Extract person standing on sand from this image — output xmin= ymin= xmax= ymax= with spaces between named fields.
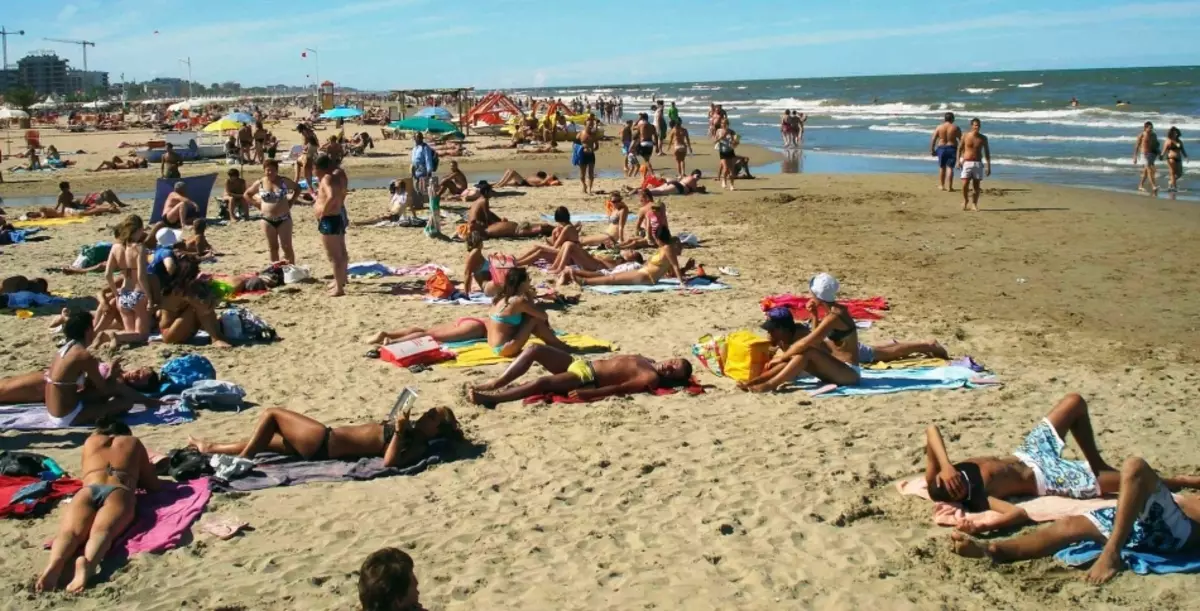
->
xmin=635 ymin=113 xmax=658 ymax=174
xmin=160 ymin=142 xmax=182 ymax=179
xmin=667 ymin=101 xmax=680 ymax=130
xmin=314 ymin=154 xmax=349 ymax=297
xmin=667 ymin=120 xmax=693 ymax=176
xmin=956 ymin=118 xmax=991 ymax=211
xmin=930 ymin=112 xmax=962 ymax=192
xmin=1134 ymin=121 xmax=1160 ymax=194
xmin=653 ymin=101 xmax=667 ymax=155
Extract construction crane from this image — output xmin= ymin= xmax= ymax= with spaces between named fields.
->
xmin=0 ymin=27 xmax=25 ymax=70
xmin=43 ymin=37 xmax=96 ymax=72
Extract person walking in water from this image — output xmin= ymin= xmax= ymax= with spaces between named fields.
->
xmin=1135 ymin=121 xmax=1161 ymax=194
xmin=930 ymin=112 xmax=962 ymax=192
xmin=956 ymin=118 xmax=991 ymax=211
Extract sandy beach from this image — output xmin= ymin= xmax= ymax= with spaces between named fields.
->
xmin=2 ymin=128 xmax=1200 ymax=611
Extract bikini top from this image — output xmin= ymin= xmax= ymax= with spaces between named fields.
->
xmin=647 ymin=249 xmax=667 ymax=268
xmin=45 ymin=341 xmax=86 ymax=390
xmin=490 ymin=312 xmax=524 ymax=326
xmin=260 ymin=183 xmax=288 ymax=203
xmin=824 ymin=308 xmax=857 ymax=344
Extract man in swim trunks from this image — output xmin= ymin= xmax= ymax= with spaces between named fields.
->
xmin=956 ymin=118 xmax=991 ymax=211
xmin=314 ymin=153 xmax=350 ymax=297
xmin=635 ymin=113 xmax=658 ymax=174
xmin=54 ymin=182 xmax=126 ymax=216
xmin=160 ymin=142 xmax=182 ymax=179
xmin=930 ymin=112 xmax=962 ymax=192
xmin=467 ymin=345 xmax=692 ymax=409
xmin=436 ymin=160 xmax=469 ymax=197
xmin=653 ymin=101 xmax=667 ymax=155
xmin=223 ymin=168 xmax=249 ymax=221
xmin=1134 ymin=121 xmax=1160 ymax=194
xmin=158 ymin=182 xmax=197 ymax=233
xmin=950 ymin=456 xmax=1200 ymax=585
xmin=926 ymin=393 xmax=1200 ymax=535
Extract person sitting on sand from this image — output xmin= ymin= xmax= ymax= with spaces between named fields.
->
xmin=0 ymin=339 xmax=161 ymax=406
xmin=614 ymin=191 xmax=669 ymax=250
xmin=156 ymin=182 xmax=198 ymax=232
xmin=468 ymin=345 xmax=693 ymax=409
xmin=594 ymin=192 xmax=630 ymax=246
xmin=558 ymin=226 xmax=689 ymax=288
xmin=89 ymin=155 xmax=149 ymax=172
xmin=36 ymin=417 xmax=162 ymax=594
xmin=760 ymin=306 xmax=948 ymax=366
xmin=926 ymin=392 xmax=1200 ymax=535
xmin=466 ymin=182 xmax=555 ymax=239
xmin=436 ymin=160 xmax=469 ymax=197
xmin=142 ymin=251 xmax=232 ymax=348
xmin=494 ymin=169 xmax=562 ymax=188
xmin=364 ymin=268 xmax=574 ymax=357
xmin=24 ymin=182 xmax=125 ymax=219
xmin=949 ymin=456 xmax=1200 ymax=585
xmin=644 ymin=170 xmax=707 ymax=196
xmin=359 ymin=548 xmax=423 ymax=611
xmin=222 ymin=168 xmax=249 ymax=221
xmin=188 ymin=405 xmax=463 ymax=468
xmin=521 ymin=241 xmax=645 ymax=274
xmin=461 ymin=231 xmax=497 ymax=297
xmin=182 ymin=219 xmax=218 ymax=258
xmin=1 ymin=274 xmax=48 ymax=294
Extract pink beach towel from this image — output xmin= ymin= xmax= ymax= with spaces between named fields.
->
xmin=896 ymin=476 xmax=1117 ymax=528
xmin=46 ymin=477 xmax=211 ymax=557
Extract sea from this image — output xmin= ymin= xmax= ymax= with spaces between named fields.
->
xmin=515 ymin=66 xmax=1200 ymax=197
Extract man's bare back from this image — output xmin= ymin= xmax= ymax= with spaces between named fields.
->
xmin=934 ymin=122 xmax=962 ymax=147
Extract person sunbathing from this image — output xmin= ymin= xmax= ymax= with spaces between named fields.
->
xmin=558 ymin=226 xmax=688 ymax=288
xmin=362 ymin=267 xmax=573 ymax=357
xmin=737 ymin=273 xmax=863 ymax=392
xmin=760 ymin=307 xmax=948 ymax=365
xmin=494 ymin=169 xmax=561 ymax=188
xmin=926 ymin=392 xmax=1200 ymax=535
xmin=950 ymin=456 xmax=1200 ymax=584
xmin=1 ymin=274 xmax=48 ymax=294
xmin=466 ymin=182 xmax=554 ymax=239
xmin=436 ymin=160 xmax=469 ymax=197
xmin=188 ymin=404 xmax=464 ymax=470
xmin=461 ymin=231 xmax=497 ymax=297
xmin=181 ymin=219 xmax=218 ymax=258
xmin=36 ymin=417 xmax=162 ymax=594
xmin=432 ymin=142 xmax=469 ymax=157
xmin=467 ymin=345 xmax=693 ymax=409
xmin=615 ymin=192 xmax=669 ymax=250
xmin=144 ymin=253 xmax=232 ymax=348
xmin=24 ymin=182 xmax=125 ymax=219
xmin=585 ymin=192 xmax=631 ymax=247
xmin=0 ymin=345 xmax=160 ymax=406
xmin=644 ymin=170 xmax=707 ymax=196
xmin=512 ymin=207 xmax=581 ymax=264
xmin=88 ymin=156 xmax=149 ymax=172
xmin=536 ymin=242 xmax=644 ymax=274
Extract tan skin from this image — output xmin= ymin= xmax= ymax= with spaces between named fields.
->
xmin=558 ymin=238 xmax=686 ymax=288
xmin=635 ymin=119 xmax=658 ymax=173
xmin=668 ymin=124 xmax=693 ymax=175
xmin=1134 ymin=124 xmax=1160 ymax=193
xmin=314 ymin=163 xmax=350 ymax=296
xmin=42 ymin=333 xmax=150 ymax=422
xmin=616 ymin=200 xmax=668 ymax=250
xmin=738 ymin=298 xmax=862 ymax=392
xmin=930 ymin=116 xmax=962 ymax=191
xmin=101 ymin=224 xmax=152 ymax=347
xmin=37 ymin=429 xmax=162 ymax=593
xmin=437 ymin=163 xmax=468 ymax=196
xmin=765 ymin=322 xmax=947 ymax=366
xmin=160 ymin=145 xmax=181 ymax=178
xmin=578 ymin=121 xmax=598 ymax=194
xmin=161 ymin=188 xmax=197 ymax=228
xmin=224 ymin=173 xmax=248 ymax=220
xmin=956 ymin=120 xmax=991 ymax=210
xmin=0 ymin=363 xmax=157 ymax=407
xmin=246 ymin=162 xmax=300 ymax=264
xmin=461 ymin=239 xmax=495 ymax=297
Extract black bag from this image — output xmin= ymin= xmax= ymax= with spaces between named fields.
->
xmin=0 ymin=451 xmax=52 ymax=477
xmin=163 ymin=448 xmax=215 ymax=481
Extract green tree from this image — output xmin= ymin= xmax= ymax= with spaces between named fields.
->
xmin=6 ymin=86 xmax=37 ymax=113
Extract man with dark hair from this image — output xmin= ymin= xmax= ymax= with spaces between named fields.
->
xmin=314 ymin=153 xmax=349 ymax=296
xmin=1134 ymin=121 xmax=1160 ymax=194
xmin=358 ymin=548 xmax=421 ymax=610
xmin=468 ymin=345 xmax=693 ymax=409
xmin=930 ymin=112 xmax=962 ymax=192
xmin=956 ymin=118 xmax=991 ymax=210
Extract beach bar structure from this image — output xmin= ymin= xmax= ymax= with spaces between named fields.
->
xmin=387 ymin=87 xmax=474 ymax=129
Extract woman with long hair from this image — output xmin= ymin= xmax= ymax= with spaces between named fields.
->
xmin=101 ymin=215 xmax=152 ymax=347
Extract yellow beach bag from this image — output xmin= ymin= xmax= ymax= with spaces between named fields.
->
xmin=724 ymin=330 xmax=771 ymax=382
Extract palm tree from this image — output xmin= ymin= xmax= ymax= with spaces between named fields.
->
xmin=5 ymin=86 xmax=37 ymax=114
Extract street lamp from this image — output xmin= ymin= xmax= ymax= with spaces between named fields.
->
xmin=178 ymin=57 xmax=192 ymax=98
xmin=302 ymin=47 xmax=319 ymax=93
xmin=0 ymin=27 xmax=25 ymax=70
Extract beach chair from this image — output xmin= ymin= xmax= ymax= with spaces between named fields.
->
xmin=150 ymin=173 xmax=218 ymax=223
xmin=281 ymin=145 xmax=304 ymax=164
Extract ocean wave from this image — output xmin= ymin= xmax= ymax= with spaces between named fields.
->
xmin=962 ymin=88 xmax=1000 ymax=94
xmin=1016 ymin=82 xmax=1043 ymax=88
xmin=989 ymin=78 xmax=1005 ymax=82
xmin=866 ymin=124 xmax=1129 ymax=142
xmin=816 ymin=150 xmax=1128 ymax=173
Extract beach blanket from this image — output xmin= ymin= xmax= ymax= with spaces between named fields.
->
xmin=0 ymin=402 xmax=196 ymax=431
xmin=10 ymin=217 xmax=88 ymax=229
xmin=896 ymin=476 xmax=1117 ymax=526
xmin=348 ymin=261 xmax=448 ymax=279
xmin=0 ymin=228 xmax=37 ymax=244
xmin=540 ymin=213 xmax=636 ymax=223
xmin=1056 ymin=542 xmax=1200 ymax=575
xmin=149 ymin=173 xmax=217 ymax=223
xmin=522 ymin=378 xmax=706 ymax=405
xmin=2 ymin=291 xmax=66 ymax=308
xmin=439 ymin=334 xmax=614 ymax=368
xmin=863 ymin=357 xmax=949 ymax=370
xmin=426 ymin=292 xmax=492 ymax=306
xmin=149 ymin=330 xmax=211 ymax=345
xmin=798 ymin=366 xmax=998 ymax=397
xmin=0 ymin=476 xmax=83 ymax=518
xmin=209 ymin=440 xmax=454 ymax=492
xmin=761 ymin=294 xmax=889 ymax=321
xmin=586 ymin=278 xmax=729 ymax=294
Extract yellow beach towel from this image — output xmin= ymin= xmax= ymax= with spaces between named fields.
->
xmin=12 ymin=217 xmax=89 ymax=228
xmin=440 ymin=334 xmax=614 ymax=369
xmin=864 ymin=357 xmax=949 ymax=370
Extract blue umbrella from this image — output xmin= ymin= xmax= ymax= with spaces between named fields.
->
xmin=416 ymin=106 xmax=453 ymax=120
xmin=320 ymin=106 xmax=363 ymax=120
xmin=388 ymin=116 xmax=458 ymax=133
xmin=224 ymin=112 xmax=254 ymax=124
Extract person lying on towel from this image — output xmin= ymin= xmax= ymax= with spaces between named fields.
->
xmin=760 ymin=306 xmax=948 ymax=366
xmin=467 ymin=345 xmax=692 ymax=409
xmin=556 ymin=226 xmax=691 ymax=289
xmin=950 ymin=456 xmax=1200 ymax=585
xmin=926 ymin=392 xmax=1200 ymax=535
xmin=37 ymin=417 xmax=163 ymax=594
xmin=188 ymin=405 xmax=463 ymax=467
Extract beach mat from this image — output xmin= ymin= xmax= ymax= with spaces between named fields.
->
xmin=1056 ymin=542 xmax=1200 ymax=575
xmin=522 ymin=378 xmax=706 ymax=405
xmin=1 ymin=476 xmax=83 ymax=518
xmin=540 ymin=212 xmax=635 ymax=223
xmin=585 ymin=278 xmax=729 ymax=294
xmin=798 ymin=366 xmax=998 ymax=397
xmin=209 ymin=440 xmax=455 ymax=492
xmin=10 ymin=217 xmax=88 ymax=229
xmin=348 ymin=261 xmax=448 ymax=279
xmin=426 ymin=293 xmax=492 ymax=306
xmin=0 ymin=402 xmax=196 ymax=431
xmin=439 ymin=334 xmax=614 ymax=368
xmin=896 ymin=476 xmax=1117 ymax=526
xmin=762 ymin=294 xmax=889 ymax=321
xmin=150 ymin=173 xmax=217 ymax=223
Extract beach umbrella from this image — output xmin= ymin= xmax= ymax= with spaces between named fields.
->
xmin=224 ymin=112 xmax=254 ymax=124
xmin=320 ymin=106 xmax=363 ymax=120
xmin=203 ymin=118 xmax=243 ymax=132
xmin=0 ymin=107 xmax=28 ymax=119
xmin=416 ymin=106 xmax=453 ymax=120
xmin=388 ymin=116 xmax=458 ymax=133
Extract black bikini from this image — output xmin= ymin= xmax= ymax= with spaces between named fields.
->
xmin=825 ymin=308 xmax=857 ymax=343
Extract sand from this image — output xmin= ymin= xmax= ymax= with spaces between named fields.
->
xmin=2 ymin=125 xmax=1200 ymax=610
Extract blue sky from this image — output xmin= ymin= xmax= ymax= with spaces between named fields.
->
xmin=3 ymin=0 xmax=1199 ymax=90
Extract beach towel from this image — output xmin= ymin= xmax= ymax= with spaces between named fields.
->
xmin=586 ymin=278 xmax=730 ymax=294
xmin=761 ymin=294 xmax=889 ymax=321
xmin=798 ymin=366 xmax=998 ymax=398
xmin=149 ymin=173 xmax=217 ymax=223
xmin=439 ymin=334 xmax=615 ymax=368
xmin=0 ymin=476 xmax=83 ymax=518
xmin=540 ymin=213 xmax=636 ymax=223
xmin=2 ymin=291 xmax=66 ymax=308
xmin=10 ymin=217 xmax=88 ymax=229
xmin=863 ymin=357 xmax=950 ymax=370
xmin=209 ymin=439 xmax=456 ymax=492
xmin=425 ymin=292 xmax=492 ymax=306
xmin=1056 ymin=542 xmax=1200 ymax=575
xmin=522 ymin=378 xmax=706 ymax=405
xmin=0 ymin=228 xmax=36 ymax=244
xmin=348 ymin=261 xmax=448 ymax=279
xmin=896 ymin=476 xmax=1117 ymax=527
xmin=0 ymin=402 xmax=195 ymax=431
xmin=149 ymin=329 xmax=211 ymax=345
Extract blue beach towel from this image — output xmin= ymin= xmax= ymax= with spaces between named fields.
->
xmin=150 ymin=173 xmax=217 ymax=223
xmin=585 ymin=278 xmax=729 ymax=294
xmin=797 ymin=366 xmax=998 ymax=397
xmin=540 ymin=213 xmax=636 ymax=223
xmin=1056 ymin=541 xmax=1200 ymax=575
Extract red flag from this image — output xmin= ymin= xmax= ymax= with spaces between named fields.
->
xmin=301 ymin=51 xmax=307 ymax=58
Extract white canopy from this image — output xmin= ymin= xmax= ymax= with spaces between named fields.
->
xmin=0 ymin=107 xmax=29 ymax=119
xmin=81 ymin=100 xmax=112 ymax=109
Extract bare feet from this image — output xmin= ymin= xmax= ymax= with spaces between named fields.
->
xmin=362 ymin=331 xmax=387 ymax=344
xmin=328 ymin=286 xmax=345 ymax=297
xmin=467 ymin=388 xmax=496 ymax=410
xmin=213 ymin=339 xmax=234 ymax=349
xmin=937 ymin=183 xmax=946 ymax=191
xmin=187 ymin=435 xmax=211 ymax=453
xmin=35 ymin=561 xmax=64 ymax=593
xmin=65 ymin=556 xmax=90 ymax=594
xmin=1084 ymin=550 xmax=1123 ymax=584
xmin=948 ymin=531 xmax=991 ymax=559
xmin=471 ymin=379 xmax=501 ymax=392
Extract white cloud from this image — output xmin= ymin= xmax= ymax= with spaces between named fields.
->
xmin=57 ymin=4 xmax=80 ymax=21
xmin=411 ymin=25 xmax=482 ymax=40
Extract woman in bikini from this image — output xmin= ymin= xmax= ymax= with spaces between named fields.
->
xmin=559 ymin=226 xmax=688 ymax=288
xmin=716 ymin=122 xmax=740 ymax=191
xmin=461 ymin=231 xmax=497 ymax=297
xmin=187 ymin=405 xmax=464 ymax=468
xmin=1163 ymin=126 xmax=1188 ymax=192
xmin=362 ymin=268 xmax=573 ymax=357
xmin=593 ymin=192 xmax=630 ymax=247
xmin=101 ymin=215 xmax=152 ymax=347
xmin=296 ymin=124 xmax=320 ymax=192
xmin=494 ymin=169 xmax=561 ymax=188
xmin=37 ymin=418 xmax=162 ymax=593
xmin=149 ymin=252 xmax=233 ymax=348
xmin=759 ymin=306 xmax=948 ymax=369
xmin=541 ymin=242 xmax=644 ymax=274
xmin=466 ymin=182 xmax=555 ymax=239
xmin=738 ymin=273 xmax=862 ymax=392
xmin=246 ymin=159 xmax=300 ymax=264
xmin=616 ymin=192 xmax=669 ymax=250
xmin=512 ymin=206 xmax=582 ymax=265
xmin=667 ymin=119 xmax=693 ymax=176
xmin=645 ymin=170 xmax=706 ymax=196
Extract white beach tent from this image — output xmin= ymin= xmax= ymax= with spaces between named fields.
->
xmin=31 ymin=96 xmax=59 ymax=110
xmin=0 ymin=107 xmax=29 ymax=119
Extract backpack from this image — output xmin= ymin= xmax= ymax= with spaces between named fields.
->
xmin=180 ymin=380 xmax=247 ymax=412
xmin=78 ymin=242 xmax=112 ymax=268
xmin=219 ymin=307 xmax=278 ymax=343
xmin=160 ymin=354 xmax=217 ymax=393
xmin=164 ymin=447 xmax=215 ymax=481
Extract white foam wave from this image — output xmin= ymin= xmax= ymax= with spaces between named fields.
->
xmin=823 ymin=150 xmax=1128 ymax=174
xmin=989 ymin=78 xmax=1005 ymax=82
xmin=867 ymin=124 xmax=1129 ymax=143
xmin=962 ymin=88 xmax=1000 ymax=94
xmin=1016 ymin=82 xmax=1043 ymax=88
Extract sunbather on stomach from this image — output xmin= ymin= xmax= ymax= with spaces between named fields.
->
xmin=362 ymin=268 xmax=574 ymax=357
